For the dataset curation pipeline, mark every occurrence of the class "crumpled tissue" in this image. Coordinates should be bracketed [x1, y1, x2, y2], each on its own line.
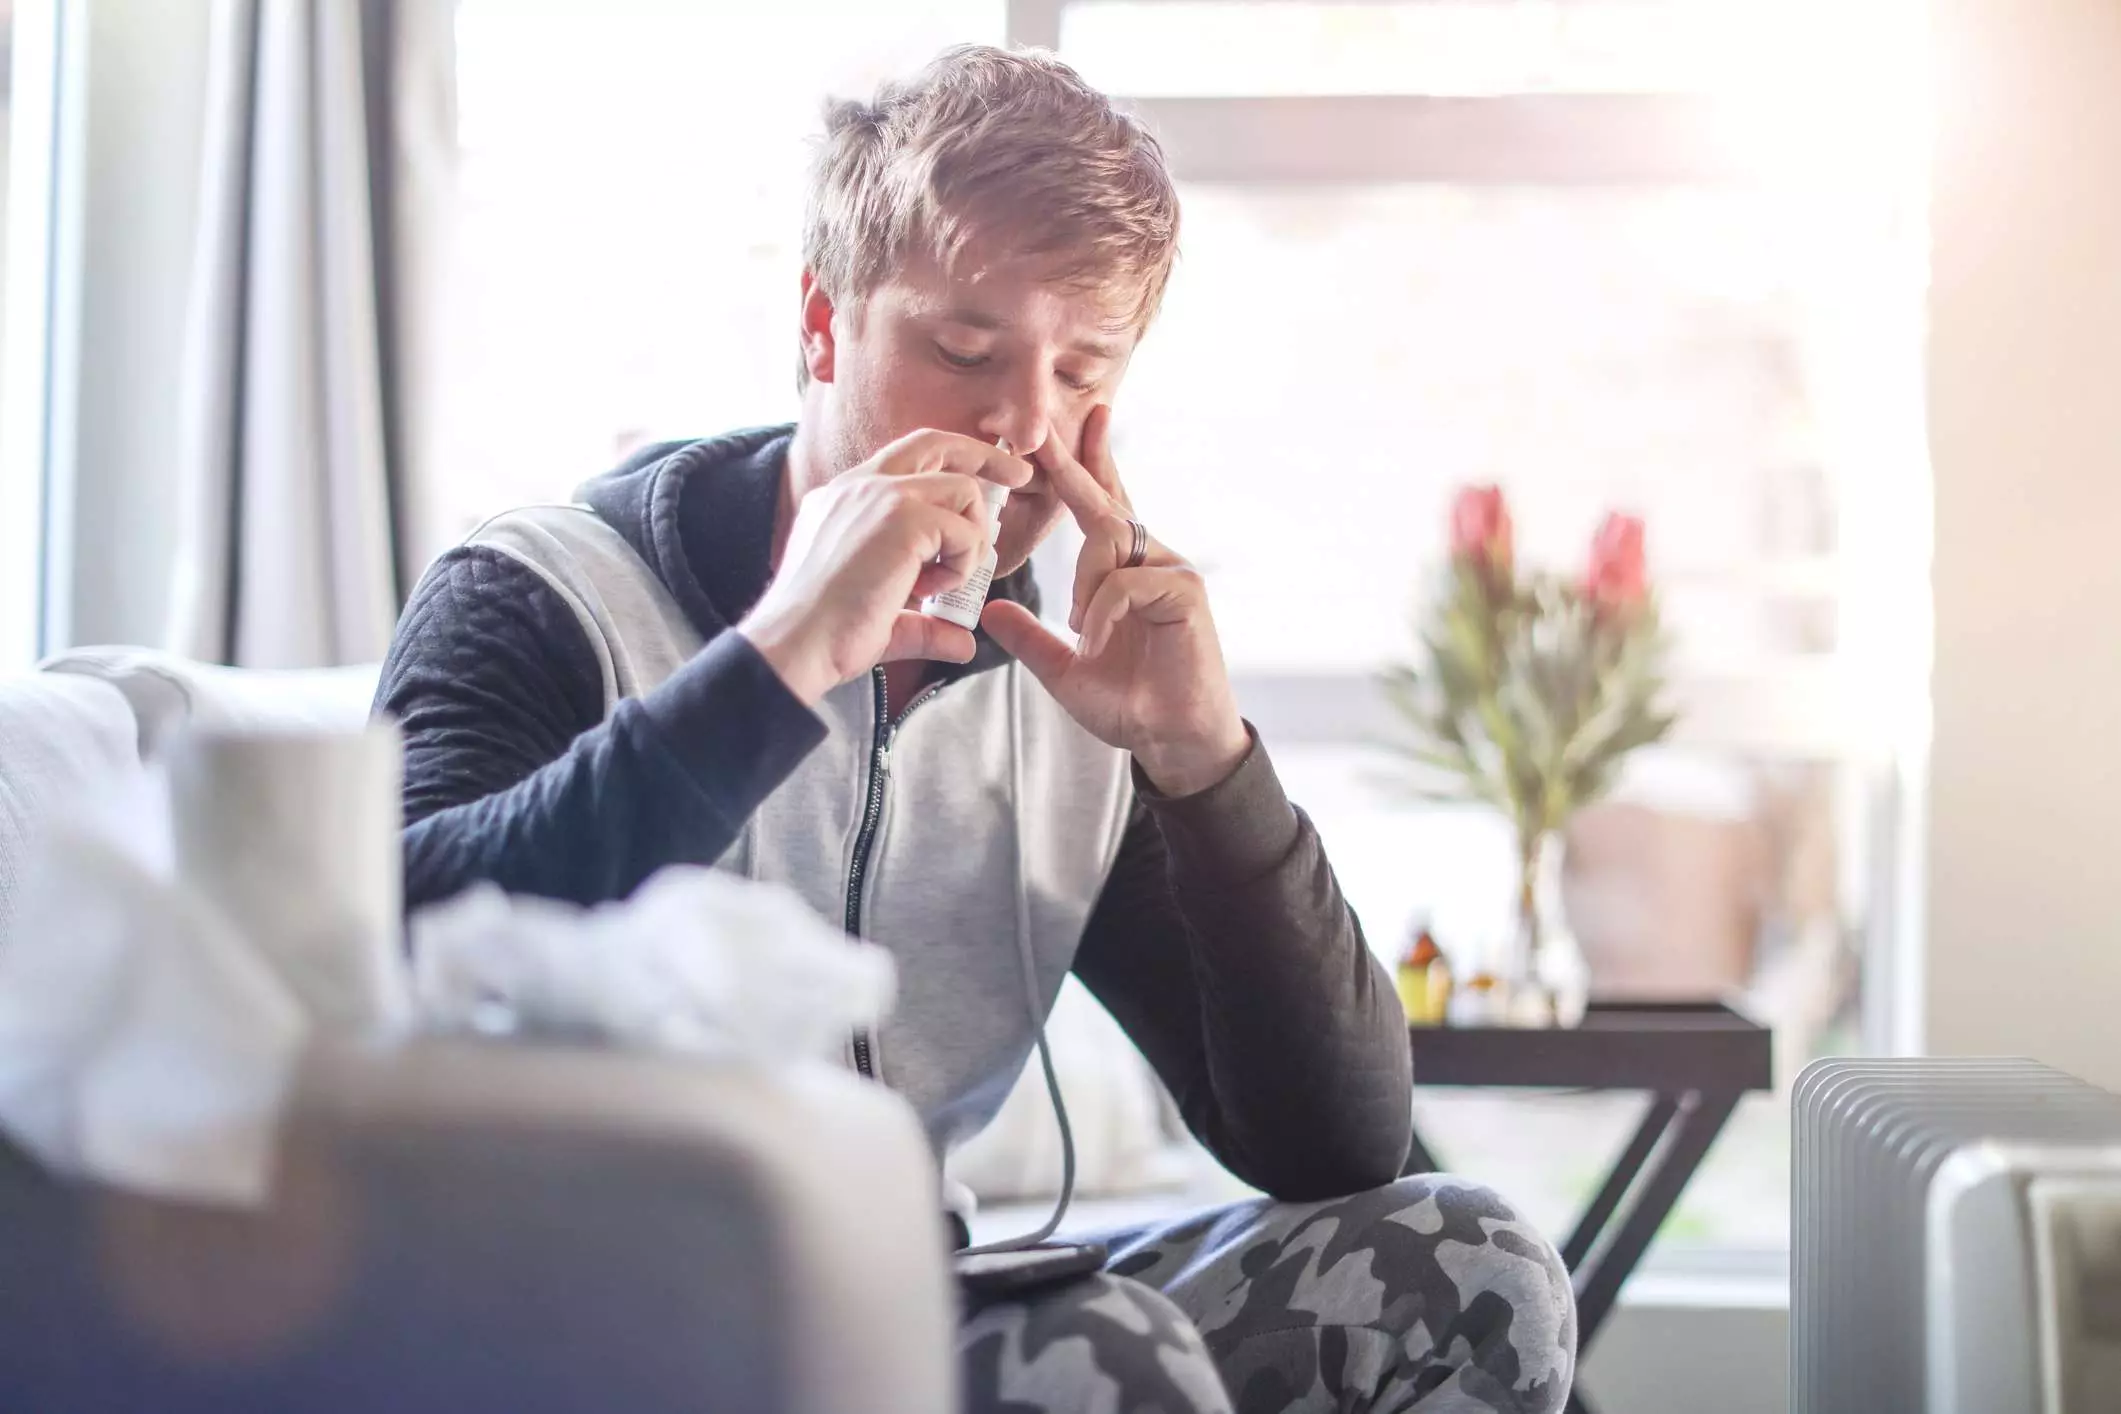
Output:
[411, 868, 896, 1064]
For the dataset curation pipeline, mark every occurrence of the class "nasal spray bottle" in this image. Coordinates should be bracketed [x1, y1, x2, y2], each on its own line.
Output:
[920, 438, 1012, 630]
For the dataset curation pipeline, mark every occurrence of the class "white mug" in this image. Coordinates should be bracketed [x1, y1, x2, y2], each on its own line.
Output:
[165, 722, 408, 1032]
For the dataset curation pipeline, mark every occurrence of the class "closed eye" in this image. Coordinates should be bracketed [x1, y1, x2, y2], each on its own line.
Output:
[937, 344, 988, 370]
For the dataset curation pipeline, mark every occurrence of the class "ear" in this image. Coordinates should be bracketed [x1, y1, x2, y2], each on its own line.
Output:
[799, 270, 838, 385]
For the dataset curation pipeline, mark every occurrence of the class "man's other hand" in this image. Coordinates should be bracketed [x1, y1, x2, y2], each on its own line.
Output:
[980, 406, 1250, 797]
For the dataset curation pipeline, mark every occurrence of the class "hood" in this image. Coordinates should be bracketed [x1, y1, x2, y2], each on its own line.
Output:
[575, 424, 1038, 673]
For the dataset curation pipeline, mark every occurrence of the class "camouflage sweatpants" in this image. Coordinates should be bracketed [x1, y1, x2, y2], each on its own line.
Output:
[958, 1175, 1576, 1414]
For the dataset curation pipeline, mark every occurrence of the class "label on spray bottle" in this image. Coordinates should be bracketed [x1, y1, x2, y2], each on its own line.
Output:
[922, 445, 1012, 630]
[923, 559, 998, 629]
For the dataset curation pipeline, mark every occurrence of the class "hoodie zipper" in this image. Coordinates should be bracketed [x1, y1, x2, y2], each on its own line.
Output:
[845, 667, 944, 1079]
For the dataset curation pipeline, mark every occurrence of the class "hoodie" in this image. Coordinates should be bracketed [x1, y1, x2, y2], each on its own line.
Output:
[375, 425, 1414, 1199]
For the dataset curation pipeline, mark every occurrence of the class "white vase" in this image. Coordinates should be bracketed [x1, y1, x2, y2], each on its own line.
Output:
[1512, 831, 1591, 1028]
[1535, 833, 1590, 1027]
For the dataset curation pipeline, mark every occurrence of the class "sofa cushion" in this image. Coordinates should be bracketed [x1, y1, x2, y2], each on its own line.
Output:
[0, 674, 143, 950]
[41, 648, 380, 757]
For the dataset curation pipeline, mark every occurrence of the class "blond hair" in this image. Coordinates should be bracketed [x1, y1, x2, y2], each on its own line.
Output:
[800, 45, 1180, 384]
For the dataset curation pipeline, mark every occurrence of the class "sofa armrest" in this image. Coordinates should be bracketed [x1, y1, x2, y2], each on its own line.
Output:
[40, 647, 381, 755]
[0, 1039, 956, 1414]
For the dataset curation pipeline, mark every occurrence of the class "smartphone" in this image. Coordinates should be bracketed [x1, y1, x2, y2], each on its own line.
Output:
[953, 1240, 1109, 1303]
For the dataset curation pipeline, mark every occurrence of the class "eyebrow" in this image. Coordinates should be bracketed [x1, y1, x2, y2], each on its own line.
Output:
[936, 307, 1123, 361]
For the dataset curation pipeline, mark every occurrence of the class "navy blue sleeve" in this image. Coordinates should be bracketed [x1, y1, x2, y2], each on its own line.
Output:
[374, 545, 827, 911]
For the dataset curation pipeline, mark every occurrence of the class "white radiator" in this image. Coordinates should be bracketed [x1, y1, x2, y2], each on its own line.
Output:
[1793, 1058, 2121, 1414]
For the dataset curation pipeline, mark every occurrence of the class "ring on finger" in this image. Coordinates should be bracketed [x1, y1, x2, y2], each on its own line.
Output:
[1122, 518, 1150, 571]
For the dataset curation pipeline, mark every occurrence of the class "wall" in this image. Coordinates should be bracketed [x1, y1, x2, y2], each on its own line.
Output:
[1582, 1290, 1786, 1414]
[59, 0, 210, 646]
[1927, 0, 2121, 1087]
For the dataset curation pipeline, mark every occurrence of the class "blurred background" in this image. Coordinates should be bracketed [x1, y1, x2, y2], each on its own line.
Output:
[2, 1, 2118, 1410]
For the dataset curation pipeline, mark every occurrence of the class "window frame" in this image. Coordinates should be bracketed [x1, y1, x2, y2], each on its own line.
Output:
[0, 0, 83, 668]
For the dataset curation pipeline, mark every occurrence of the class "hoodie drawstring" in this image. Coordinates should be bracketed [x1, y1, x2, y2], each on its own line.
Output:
[959, 660, 1078, 1255]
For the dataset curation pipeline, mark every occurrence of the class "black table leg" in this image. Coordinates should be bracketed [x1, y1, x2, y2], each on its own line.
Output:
[1559, 1089, 1742, 1414]
[1571, 1088, 1742, 1339]
[1562, 1094, 1679, 1269]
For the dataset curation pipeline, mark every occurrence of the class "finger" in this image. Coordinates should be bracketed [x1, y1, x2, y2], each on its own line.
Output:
[1030, 423, 1120, 526]
[1077, 566, 1203, 658]
[911, 559, 970, 598]
[883, 610, 977, 665]
[1070, 514, 1181, 634]
[980, 600, 1077, 687]
[899, 497, 988, 585]
[1079, 404, 1134, 511]
[877, 428, 1033, 489]
[1069, 513, 1125, 634]
[890, 470, 989, 517]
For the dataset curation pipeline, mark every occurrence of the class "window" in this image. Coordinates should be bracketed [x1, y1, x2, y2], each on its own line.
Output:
[436, 0, 1008, 547]
[446, 0, 1931, 1274]
[1094, 183, 1852, 676]
[1018, 0, 1929, 1270]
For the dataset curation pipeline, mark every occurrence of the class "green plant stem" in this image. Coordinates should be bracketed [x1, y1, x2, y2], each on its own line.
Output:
[1517, 827, 1545, 969]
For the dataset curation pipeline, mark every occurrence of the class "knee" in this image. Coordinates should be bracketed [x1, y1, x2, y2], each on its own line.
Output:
[1369, 1176, 1577, 1394]
[1347, 1172, 1561, 1261]
[959, 1273, 1232, 1414]
[1268, 1177, 1576, 1387]
[1258, 1172, 1547, 1252]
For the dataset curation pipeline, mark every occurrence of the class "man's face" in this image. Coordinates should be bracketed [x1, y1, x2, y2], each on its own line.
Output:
[802, 246, 1140, 577]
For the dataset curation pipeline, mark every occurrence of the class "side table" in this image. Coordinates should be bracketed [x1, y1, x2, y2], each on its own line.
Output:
[1403, 1000, 1773, 1414]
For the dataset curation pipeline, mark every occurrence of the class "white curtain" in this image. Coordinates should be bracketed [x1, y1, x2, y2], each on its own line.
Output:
[167, 0, 455, 669]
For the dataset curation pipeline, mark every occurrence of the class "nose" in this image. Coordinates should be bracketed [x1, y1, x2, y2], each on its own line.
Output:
[976, 365, 1062, 461]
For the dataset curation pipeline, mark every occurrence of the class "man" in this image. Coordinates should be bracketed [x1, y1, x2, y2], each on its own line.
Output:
[377, 43, 1574, 1414]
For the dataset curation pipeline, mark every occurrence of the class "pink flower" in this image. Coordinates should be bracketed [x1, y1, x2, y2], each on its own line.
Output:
[1584, 513, 1648, 619]
[1450, 485, 1514, 582]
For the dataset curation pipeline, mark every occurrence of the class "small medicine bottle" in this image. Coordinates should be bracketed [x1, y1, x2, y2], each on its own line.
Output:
[922, 478, 1011, 630]
[1396, 921, 1453, 1027]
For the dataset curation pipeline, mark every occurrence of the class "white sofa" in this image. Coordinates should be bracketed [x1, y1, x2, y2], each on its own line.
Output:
[0, 649, 955, 1413]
